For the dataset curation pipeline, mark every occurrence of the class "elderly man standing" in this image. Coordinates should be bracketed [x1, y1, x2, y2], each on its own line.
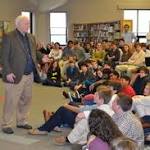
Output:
[1, 15, 49, 134]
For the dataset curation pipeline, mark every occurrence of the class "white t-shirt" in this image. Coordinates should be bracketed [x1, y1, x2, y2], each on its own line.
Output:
[132, 95, 150, 117]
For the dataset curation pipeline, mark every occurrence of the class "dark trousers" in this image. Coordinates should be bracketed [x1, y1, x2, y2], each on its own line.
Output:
[42, 79, 61, 87]
[142, 116, 150, 136]
[38, 106, 77, 132]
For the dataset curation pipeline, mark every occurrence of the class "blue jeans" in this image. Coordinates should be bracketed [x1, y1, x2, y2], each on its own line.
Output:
[142, 116, 150, 136]
[38, 106, 77, 132]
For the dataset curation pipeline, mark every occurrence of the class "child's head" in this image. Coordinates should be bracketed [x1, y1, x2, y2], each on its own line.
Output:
[121, 75, 131, 87]
[91, 60, 98, 69]
[123, 44, 130, 52]
[107, 81, 122, 94]
[110, 71, 120, 80]
[54, 42, 61, 49]
[68, 60, 75, 67]
[96, 69, 103, 78]
[103, 62, 111, 69]
[88, 109, 123, 144]
[112, 93, 132, 113]
[80, 63, 88, 73]
[135, 43, 142, 53]
[96, 42, 102, 50]
[111, 137, 139, 150]
[85, 59, 92, 68]
[94, 85, 112, 105]
[143, 82, 150, 96]
[51, 60, 59, 69]
[48, 57, 55, 63]
[138, 66, 149, 78]
[67, 40, 74, 48]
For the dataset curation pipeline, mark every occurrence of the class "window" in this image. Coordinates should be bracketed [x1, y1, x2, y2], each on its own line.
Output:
[124, 10, 137, 36]
[21, 11, 33, 33]
[138, 10, 150, 36]
[124, 10, 150, 42]
[50, 12, 67, 45]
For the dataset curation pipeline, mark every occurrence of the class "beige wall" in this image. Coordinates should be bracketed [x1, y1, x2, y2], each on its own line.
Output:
[55, 0, 150, 40]
[0, 0, 48, 43]
[35, 12, 50, 44]
[54, 0, 123, 40]
[0, 0, 35, 29]
[1, 0, 150, 44]
[116, 0, 150, 9]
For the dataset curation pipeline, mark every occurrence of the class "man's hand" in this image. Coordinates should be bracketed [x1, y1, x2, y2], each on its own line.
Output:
[6, 73, 16, 83]
[75, 112, 85, 122]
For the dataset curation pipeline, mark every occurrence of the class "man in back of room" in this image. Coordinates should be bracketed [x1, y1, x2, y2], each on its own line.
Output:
[122, 24, 137, 43]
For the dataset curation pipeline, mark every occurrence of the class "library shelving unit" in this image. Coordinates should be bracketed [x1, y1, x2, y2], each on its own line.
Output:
[73, 21, 121, 43]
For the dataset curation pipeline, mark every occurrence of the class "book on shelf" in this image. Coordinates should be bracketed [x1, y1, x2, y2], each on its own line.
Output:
[73, 20, 123, 42]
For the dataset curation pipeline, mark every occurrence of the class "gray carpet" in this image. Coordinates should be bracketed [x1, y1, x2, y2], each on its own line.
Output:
[0, 80, 75, 150]
[0, 80, 150, 150]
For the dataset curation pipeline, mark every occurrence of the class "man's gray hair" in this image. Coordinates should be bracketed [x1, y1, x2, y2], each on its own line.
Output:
[15, 15, 29, 28]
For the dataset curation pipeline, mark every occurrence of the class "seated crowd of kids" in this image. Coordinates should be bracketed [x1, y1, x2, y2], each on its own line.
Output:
[5, 39, 150, 149]
[28, 39, 150, 149]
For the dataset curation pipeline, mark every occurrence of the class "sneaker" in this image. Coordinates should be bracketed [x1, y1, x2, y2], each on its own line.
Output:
[2, 127, 14, 134]
[62, 91, 69, 99]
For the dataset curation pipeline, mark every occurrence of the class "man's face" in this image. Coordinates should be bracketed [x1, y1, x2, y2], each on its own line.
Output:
[18, 18, 30, 33]
[124, 25, 129, 32]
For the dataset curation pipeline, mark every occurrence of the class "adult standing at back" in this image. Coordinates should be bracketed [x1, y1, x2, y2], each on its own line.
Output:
[1, 15, 49, 134]
[122, 24, 137, 43]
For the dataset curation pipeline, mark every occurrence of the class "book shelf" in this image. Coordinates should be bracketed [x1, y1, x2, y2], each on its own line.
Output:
[73, 21, 121, 43]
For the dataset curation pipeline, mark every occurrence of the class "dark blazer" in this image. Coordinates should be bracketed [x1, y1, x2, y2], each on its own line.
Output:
[1, 29, 42, 84]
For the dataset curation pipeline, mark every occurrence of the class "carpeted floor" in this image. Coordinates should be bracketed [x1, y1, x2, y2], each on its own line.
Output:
[0, 79, 150, 150]
[0, 79, 76, 150]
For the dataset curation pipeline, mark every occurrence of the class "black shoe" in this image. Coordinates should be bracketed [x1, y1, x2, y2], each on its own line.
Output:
[2, 127, 14, 134]
[62, 91, 69, 98]
[17, 124, 32, 129]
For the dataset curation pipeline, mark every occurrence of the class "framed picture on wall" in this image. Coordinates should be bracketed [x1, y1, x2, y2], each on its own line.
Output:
[0, 21, 11, 47]
[120, 20, 133, 32]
